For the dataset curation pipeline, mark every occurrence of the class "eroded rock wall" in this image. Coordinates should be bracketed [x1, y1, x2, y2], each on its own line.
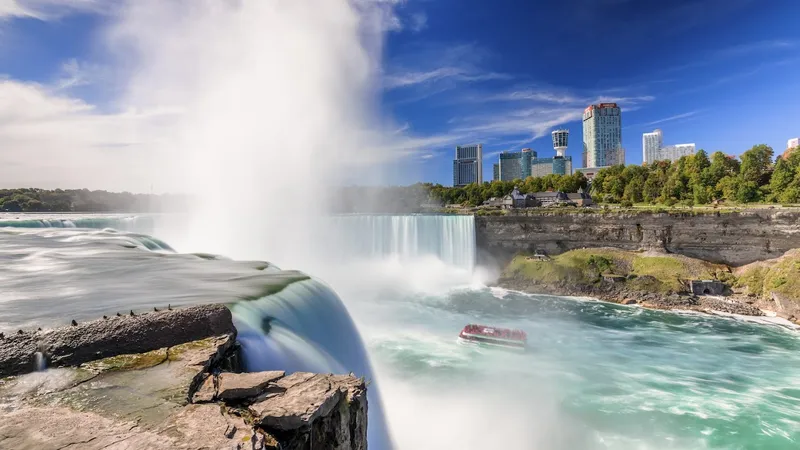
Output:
[476, 210, 800, 269]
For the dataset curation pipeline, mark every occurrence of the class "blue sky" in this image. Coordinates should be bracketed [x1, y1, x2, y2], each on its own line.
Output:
[1, 0, 799, 189]
[382, 0, 800, 184]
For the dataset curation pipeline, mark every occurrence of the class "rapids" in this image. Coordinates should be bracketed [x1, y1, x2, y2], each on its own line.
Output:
[0, 214, 798, 449]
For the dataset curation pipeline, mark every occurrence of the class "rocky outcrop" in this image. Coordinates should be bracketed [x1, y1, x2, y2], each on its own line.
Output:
[476, 210, 800, 269]
[0, 304, 235, 378]
[496, 276, 765, 316]
[0, 307, 368, 450]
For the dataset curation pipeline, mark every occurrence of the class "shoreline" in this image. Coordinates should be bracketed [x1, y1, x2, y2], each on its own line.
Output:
[493, 277, 800, 328]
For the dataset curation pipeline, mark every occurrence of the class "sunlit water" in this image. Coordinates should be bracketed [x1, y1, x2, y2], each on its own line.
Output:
[0, 215, 798, 449]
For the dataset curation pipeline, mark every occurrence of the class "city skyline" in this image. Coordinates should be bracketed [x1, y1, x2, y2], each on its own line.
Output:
[1, 1, 799, 190]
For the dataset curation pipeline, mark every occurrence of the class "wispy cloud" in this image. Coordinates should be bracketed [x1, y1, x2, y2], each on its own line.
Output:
[673, 56, 800, 96]
[384, 43, 511, 94]
[409, 12, 427, 33]
[715, 39, 797, 58]
[385, 67, 509, 89]
[641, 110, 700, 127]
[0, 0, 109, 21]
[384, 76, 656, 159]
[663, 39, 798, 75]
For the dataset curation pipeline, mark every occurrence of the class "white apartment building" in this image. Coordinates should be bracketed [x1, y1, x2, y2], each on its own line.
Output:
[642, 129, 663, 164]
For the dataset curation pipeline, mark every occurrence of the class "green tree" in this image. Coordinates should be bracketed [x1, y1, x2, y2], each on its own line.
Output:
[736, 180, 761, 203]
[693, 185, 709, 205]
[623, 177, 644, 203]
[740, 144, 774, 185]
[768, 157, 795, 201]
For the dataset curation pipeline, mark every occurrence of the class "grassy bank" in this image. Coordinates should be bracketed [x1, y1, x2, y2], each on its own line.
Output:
[502, 248, 728, 294]
[735, 250, 800, 303]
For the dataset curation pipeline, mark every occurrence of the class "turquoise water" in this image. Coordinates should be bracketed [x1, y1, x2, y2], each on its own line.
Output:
[356, 286, 800, 449]
[1, 215, 798, 449]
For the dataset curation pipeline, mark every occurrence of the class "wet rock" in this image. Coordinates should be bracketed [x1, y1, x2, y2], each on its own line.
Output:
[0, 307, 368, 450]
[0, 304, 234, 378]
[192, 374, 217, 403]
[217, 371, 285, 402]
[250, 372, 367, 450]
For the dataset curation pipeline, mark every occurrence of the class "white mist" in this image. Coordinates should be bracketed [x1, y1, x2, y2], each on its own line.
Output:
[108, 0, 393, 268]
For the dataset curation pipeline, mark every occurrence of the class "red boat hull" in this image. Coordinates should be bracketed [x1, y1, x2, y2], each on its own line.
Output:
[458, 324, 527, 350]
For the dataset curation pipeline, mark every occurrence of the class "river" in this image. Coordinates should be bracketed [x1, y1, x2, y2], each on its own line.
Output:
[0, 214, 797, 449]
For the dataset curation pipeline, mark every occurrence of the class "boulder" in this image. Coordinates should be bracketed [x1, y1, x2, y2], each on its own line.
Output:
[217, 371, 285, 401]
[192, 374, 217, 403]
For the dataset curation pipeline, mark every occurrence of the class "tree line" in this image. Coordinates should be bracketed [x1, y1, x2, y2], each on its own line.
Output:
[591, 144, 800, 206]
[0, 188, 188, 212]
[426, 172, 589, 207]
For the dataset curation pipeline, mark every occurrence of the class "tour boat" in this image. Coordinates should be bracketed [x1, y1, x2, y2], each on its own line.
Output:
[458, 324, 528, 350]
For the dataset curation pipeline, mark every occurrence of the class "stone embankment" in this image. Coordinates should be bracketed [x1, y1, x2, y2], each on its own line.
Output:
[0, 305, 367, 450]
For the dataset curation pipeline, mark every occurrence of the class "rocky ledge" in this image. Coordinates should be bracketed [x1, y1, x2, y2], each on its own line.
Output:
[496, 277, 766, 317]
[0, 305, 367, 450]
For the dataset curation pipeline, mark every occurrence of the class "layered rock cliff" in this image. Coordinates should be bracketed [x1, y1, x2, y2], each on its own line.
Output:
[476, 209, 800, 269]
[0, 305, 367, 450]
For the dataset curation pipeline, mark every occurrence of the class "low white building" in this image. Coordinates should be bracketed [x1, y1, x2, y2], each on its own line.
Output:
[658, 143, 696, 161]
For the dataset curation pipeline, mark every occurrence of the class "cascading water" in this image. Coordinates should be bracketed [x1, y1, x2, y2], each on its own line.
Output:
[0, 215, 155, 234]
[327, 215, 476, 271]
[230, 279, 391, 447]
[0, 225, 394, 448]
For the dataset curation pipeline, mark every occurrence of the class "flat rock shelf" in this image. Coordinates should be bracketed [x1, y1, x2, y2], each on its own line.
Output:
[0, 305, 367, 450]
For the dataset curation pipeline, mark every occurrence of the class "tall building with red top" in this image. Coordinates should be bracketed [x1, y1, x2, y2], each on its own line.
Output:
[582, 103, 624, 167]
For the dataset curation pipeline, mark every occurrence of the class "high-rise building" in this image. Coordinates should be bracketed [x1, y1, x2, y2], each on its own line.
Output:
[521, 148, 534, 179]
[498, 149, 537, 181]
[784, 138, 800, 159]
[499, 151, 523, 181]
[658, 143, 696, 162]
[642, 129, 663, 164]
[452, 144, 483, 187]
[531, 156, 573, 177]
[582, 103, 623, 167]
[492, 163, 500, 182]
[492, 148, 571, 180]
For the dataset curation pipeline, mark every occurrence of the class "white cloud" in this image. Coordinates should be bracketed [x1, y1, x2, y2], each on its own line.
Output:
[410, 12, 427, 32]
[0, 79, 180, 190]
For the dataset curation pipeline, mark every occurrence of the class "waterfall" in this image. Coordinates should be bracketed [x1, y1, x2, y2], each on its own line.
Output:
[230, 278, 392, 448]
[0, 216, 155, 234]
[328, 214, 476, 271]
[34, 351, 46, 372]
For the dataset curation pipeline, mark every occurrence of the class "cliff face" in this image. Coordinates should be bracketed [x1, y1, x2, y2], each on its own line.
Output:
[476, 210, 800, 269]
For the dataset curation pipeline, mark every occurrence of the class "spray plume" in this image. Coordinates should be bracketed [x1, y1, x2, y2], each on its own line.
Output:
[107, 0, 397, 266]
